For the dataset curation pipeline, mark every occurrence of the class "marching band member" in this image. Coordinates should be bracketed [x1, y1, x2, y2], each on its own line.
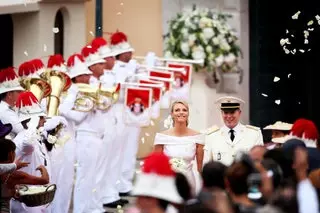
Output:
[203, 96, 264, 166]
[59, 53, 104, 213]
[90, 37, 127, 208]
[110, 31, 141, 198]
[10, 91, 51, 213]
[0, 67, 25, 136]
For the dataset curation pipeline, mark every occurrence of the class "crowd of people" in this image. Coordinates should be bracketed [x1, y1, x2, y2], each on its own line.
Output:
[0, 29, 319, 213]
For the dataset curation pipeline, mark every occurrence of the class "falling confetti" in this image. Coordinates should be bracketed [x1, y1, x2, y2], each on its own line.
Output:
[308, 28, 314, 31]
[43, 44, 47, 52]
[261, 93, 268, 97]
[299, 49, 305, 53]
[298, 102, 301, 104]
[89, 31, 94, 36]
[280, 38, 290, 46]
[150, 120, 155, 126]
[307, 20, 314, 26]
[141, 137, 145, 144]
[120, 2, 124, 6]
[288, 73, 292, 78]
[316, 15, 320, 20]
[275, 100, 281, 105]
[291, 34, 295, 37]
[304, 39, 309, 44]
[304, 30, 309, 38]
[52, 27, 59, 33]
[308, 49, 311, 51]
[292, 11, 301, 19]
[98, 26, 101, 30]
[273, 76, 280, 82]
[92, 188, 97, 193]
[140, 161, 144, 166]
[286, 29, 289, 34]
[291, 49, 296, 54]
[116, 12, 122, 15]
[24, 51, 28, 56]
[145, 132, 150, 137]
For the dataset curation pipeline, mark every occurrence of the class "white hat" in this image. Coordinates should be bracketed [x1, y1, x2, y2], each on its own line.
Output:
[81, 45, 106, 67]
[91, 37, 117, 58]
[263, 121, 292, 131]
[47, 54, 67, 72]
[110, 31, 134, 56]
[132, 152, 183, 204]
[16, 91, 47, 122]
[67, 54, 92, 79]
[18, 59, 45, 78]
[0, 67, 24, 94]
[271, 135, 291, 144]
[215, 96, 245, 111]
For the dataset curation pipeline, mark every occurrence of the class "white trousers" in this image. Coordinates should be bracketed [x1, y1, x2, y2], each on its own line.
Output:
[10, 199, 49, 213]
[100, 104, 128, 204]
[51, 137, 75, 213]
[118, 125, 141, 193]
[73, 132, 104, 213]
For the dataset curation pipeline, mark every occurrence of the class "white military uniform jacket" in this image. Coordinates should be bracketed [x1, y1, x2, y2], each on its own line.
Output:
[203, 123, 263, 166]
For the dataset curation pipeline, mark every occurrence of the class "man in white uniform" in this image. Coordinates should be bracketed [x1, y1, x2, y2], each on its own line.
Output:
[203, 96, 263, 166]
[0, 67, 25, 136]
[110, 31, 141, 197]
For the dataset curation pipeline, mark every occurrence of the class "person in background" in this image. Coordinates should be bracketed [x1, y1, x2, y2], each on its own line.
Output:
[263, 121, 292, 149]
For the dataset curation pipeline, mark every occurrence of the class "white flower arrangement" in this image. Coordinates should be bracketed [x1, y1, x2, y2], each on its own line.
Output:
[164, 5, 242, 73]
[169, 158, 188, 174]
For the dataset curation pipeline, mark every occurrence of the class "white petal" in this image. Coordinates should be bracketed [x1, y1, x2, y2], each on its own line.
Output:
[304, 39, 309, 44]
[318, 20, 320, 25]
[298, 102, 301, 104]
[284, 49, 290, 54]
[299, 49, 305, 53]
[288, 73, 291, 78]
[286, 29, 289, 34]
[120, 2, 124, 6]
[24, 51, 28, 56]
[150, 120, 155, 126]
[89, 31, 94, 36]
[292, 11, 301, 19]
[116, 12, 122, 15]
[308, 49, 311, 51]
[141, 137, 145, 144]
[291, 49, 296, 54]
[307, 20, 314, 26]
[316, 15, 320, 20]
[139, 161, 144, 166]
[275, 100, 281, 105]
[52, 27, 59, 33]
[304, 30, 309, 38]
[273, 76, 280, 82]
[291, 34, 295, 37]
[308, 28, 314, 31]
[261, 93, 268, 97]
[92, 188, 97, 193]
[43, 44, 47, 52]
[145, 132, 150, 137]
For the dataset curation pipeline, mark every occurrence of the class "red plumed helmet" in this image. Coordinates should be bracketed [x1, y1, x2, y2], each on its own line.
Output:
[0, 67, 24, 94]
[67, 54, 84, 67]
[92, 37, 116, 58]
[92, 37, 108, 49]
[81, 45, 106, 67]
[110, 31, 134, 56]
[47, 54, 67, 72]
[16, 91, 39, 108]
[16, 91, 46, 122]
[142, 152, 175, 176]
[290, 118, 319, 147]
[132, 152, 183, 204]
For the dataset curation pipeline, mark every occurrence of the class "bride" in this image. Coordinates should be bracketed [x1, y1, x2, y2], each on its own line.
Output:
[153, 100, 205, 195]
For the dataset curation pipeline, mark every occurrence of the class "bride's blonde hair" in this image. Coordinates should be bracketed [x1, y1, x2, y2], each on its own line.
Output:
[170, 100, 189, 127]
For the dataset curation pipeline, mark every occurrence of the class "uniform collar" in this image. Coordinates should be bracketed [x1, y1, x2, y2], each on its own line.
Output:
[223, 122, 242, 133]
[0, 101, 15, 112]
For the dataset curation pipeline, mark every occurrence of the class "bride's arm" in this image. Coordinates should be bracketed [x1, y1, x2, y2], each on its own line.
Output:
[154, 144, 164, 152]
[196, 144, 204, 173]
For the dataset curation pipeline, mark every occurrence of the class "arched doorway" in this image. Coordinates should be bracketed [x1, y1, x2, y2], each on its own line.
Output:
[54, 10, 64, 56]
[0, 15, 13, 69]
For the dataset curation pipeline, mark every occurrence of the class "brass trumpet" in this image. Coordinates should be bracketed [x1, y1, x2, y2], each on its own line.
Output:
[96, 84, 120, 110]
[19, 77, 52, 102]
[41, 69, 71, 117]
[73, 83, 98, 112]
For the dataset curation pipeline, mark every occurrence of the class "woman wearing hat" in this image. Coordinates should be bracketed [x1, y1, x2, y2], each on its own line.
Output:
[263, 121, 292, 149]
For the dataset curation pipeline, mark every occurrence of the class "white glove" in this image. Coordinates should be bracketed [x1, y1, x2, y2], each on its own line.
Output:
[68, 84, 79, 95]
[44, 116, 68, 132]
[127, 59, 138, 74]
[145, 52, 156, 68]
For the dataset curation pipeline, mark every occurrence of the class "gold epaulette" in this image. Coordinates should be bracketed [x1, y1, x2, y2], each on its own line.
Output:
[246, 125, 261, 131]
[201, 125, 220, 135]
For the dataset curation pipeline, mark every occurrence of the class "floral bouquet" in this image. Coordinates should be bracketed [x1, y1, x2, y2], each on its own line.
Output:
[169, 158, 188, 174]
[164, 5, 242, 73]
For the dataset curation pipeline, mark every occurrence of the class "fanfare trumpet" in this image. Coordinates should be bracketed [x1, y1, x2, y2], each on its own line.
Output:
[73, 83, 121, 112]
[41, 69, 71, 117]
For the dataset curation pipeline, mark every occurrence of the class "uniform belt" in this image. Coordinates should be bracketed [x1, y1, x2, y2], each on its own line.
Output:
[75, 130, 103, 139]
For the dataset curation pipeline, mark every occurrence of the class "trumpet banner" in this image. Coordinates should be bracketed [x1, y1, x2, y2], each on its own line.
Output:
[138, 79, 162, 119]
[124, 87, 153, 127]
[166, 62, 192, 102]
[148, 70, 173, 109]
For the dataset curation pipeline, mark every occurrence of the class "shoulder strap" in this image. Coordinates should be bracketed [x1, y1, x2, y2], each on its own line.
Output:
[202, 125, 220, 135]
[245, 125, 261, 131]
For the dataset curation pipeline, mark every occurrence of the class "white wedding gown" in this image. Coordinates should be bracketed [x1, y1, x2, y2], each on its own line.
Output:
[154, 133, 205, 195]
